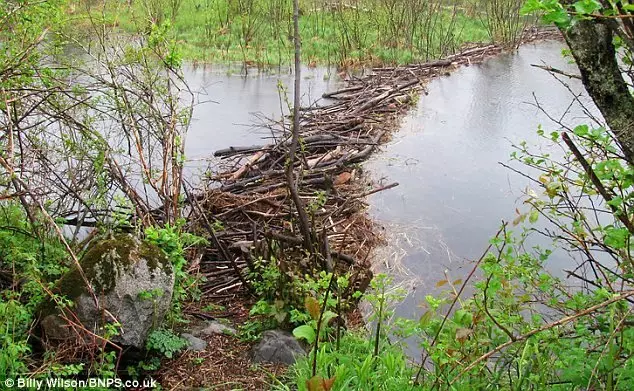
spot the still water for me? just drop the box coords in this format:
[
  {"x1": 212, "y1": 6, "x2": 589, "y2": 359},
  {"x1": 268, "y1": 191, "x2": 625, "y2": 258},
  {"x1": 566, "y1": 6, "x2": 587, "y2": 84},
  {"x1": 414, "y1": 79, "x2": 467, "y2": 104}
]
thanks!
[{"x1": 365, "y1": 40, "x2": 597, "y2": 320}]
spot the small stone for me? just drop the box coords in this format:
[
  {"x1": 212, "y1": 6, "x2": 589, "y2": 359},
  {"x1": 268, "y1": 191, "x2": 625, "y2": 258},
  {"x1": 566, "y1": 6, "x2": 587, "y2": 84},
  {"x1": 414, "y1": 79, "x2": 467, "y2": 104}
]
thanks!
[
  {"x1": 181, "y1": 333, "x2": 207, "y2": 352},
  {"x1": 198, "y1": 320, "x2": 237, "y2": 337},
  {"x1": 251, "y1": 330, "x2": 306, "y2": 365}
]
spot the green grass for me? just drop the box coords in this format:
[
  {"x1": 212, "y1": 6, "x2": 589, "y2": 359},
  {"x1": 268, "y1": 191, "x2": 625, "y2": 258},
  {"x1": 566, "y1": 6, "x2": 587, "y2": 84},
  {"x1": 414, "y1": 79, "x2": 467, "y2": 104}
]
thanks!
[{"x1": 73, "y1": 0, "x2": 493, "y2": 66}]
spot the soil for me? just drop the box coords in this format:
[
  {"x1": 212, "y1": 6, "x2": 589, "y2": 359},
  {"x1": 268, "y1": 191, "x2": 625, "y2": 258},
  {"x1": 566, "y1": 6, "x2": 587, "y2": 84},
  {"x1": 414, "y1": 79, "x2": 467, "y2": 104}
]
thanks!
[{"x1": 152, "y1": 294, "x2": 287, "y2": 390}]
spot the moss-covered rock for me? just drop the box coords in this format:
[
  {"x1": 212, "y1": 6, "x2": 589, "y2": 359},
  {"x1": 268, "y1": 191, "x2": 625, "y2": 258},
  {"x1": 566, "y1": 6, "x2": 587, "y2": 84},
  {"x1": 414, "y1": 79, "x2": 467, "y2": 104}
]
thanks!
[{"x1": 39, "y1": 234, "x2": 175, "y2": 348}]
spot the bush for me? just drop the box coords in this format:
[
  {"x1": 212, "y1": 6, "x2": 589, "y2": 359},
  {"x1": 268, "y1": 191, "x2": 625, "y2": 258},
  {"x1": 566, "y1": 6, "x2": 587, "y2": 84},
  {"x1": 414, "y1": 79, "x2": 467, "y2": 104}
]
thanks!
[{"x1": 0, "y1": 203, "x2": 68, "y2": 380}]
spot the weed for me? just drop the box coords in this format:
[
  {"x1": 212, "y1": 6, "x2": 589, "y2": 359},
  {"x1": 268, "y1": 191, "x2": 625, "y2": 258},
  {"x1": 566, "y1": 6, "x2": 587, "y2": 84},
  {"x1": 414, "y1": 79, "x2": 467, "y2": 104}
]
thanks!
[
  {"x1": 145, "y1": 220, "x2": 207, "y2": 323},
  {"x1": 145, "y1": 329, "x2": 188, "y2": 359}
]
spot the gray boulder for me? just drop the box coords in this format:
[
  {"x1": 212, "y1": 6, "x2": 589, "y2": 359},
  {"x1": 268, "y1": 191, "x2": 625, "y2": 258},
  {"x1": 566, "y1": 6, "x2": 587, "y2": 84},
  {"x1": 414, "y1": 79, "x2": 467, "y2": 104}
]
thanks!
[
  {"x1": 251, "y1": 330, "x2": 306, "y2": 365},
  {"x1": 39, "y1": 234, "x2": 174, "y2": 349}
]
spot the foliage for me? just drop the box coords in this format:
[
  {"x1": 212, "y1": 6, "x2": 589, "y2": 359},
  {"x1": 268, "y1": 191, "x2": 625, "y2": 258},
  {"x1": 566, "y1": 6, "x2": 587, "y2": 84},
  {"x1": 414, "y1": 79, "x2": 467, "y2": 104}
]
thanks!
[
  {"x1": 2, "y1": 0, "x2": 197, "y2": 381},
  {"x1": 282, "y1": 227, "x2": 634, "y2": 390},
  {"x1": 280, "y1": 331, "x2": 415, "y2": 391},
  {"x1": 245, "y1": 254, "x2": 351, "y2": 333},
  {"x1": 292, "y1": 296, "x2": 338, "y2": 345},
  {"x1": 145, "y1": 221, "x2": 207, "y2": 323},
  {"x1": 279, "y1": 275, "x2": 413, "y2": 391},
  {"x1": 0, "y1": 296, "x2": 32, "y2": 380},
  {"x1": 145, "y1": 328, "x2": 188, "y2": 358},
  {"x1": 0, "y1": 204, "x2": 68, "y2": 380},
  {"x1": 0, "y1": 0, "x2": 201, "y2": 386},
  {"x1": 238, "y1": 250, "x2": 357, "y2": 345},
  {"x1": 521, "y1": 0, "x2": 616, "y2": 28},
  {"x1": 415, "y1": 231, "x2": 634, "y2": 389}
]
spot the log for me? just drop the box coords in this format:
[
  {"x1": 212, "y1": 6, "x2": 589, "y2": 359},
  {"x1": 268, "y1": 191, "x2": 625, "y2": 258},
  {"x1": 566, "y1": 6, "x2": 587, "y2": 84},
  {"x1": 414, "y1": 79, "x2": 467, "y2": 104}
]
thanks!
[
  {"x1": 214, "y1": 145, "x2": 269, "y2": 157},
  {"x1": 231, "y1": 151, "x2": 267, "y2": 180},
  {"x1": 322, "y1": 85, "x2": 363, "y2": 98}
]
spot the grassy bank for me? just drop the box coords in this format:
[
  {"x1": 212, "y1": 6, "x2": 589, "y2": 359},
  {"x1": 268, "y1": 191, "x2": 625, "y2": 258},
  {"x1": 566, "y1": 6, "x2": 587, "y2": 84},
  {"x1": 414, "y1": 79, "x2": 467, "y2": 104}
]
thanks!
[{"x1": 75, "y1": 0, "x2": 498, "y2": 66}]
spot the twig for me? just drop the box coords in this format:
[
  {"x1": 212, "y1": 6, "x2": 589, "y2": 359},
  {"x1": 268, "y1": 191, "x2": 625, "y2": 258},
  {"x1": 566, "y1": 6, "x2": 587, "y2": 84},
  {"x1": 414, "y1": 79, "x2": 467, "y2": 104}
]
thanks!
[
  {"x1": 531, "y1": 64, "x2": 581, "y2": 80},
  {"x1": 562, "y1": 132, "x2": 634, "y2": 235}
]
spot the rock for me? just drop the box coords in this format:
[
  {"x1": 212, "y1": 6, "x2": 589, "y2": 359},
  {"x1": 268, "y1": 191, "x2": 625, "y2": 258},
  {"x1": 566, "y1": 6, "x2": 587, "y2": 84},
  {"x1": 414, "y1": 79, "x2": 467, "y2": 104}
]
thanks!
[
  {"x1": 197, "y1": 320, "x2": 237, "y2": 337},
  {"x1": 251, "y1": 330, "x2": 306, "y2": 365},
  {"x1": 181, "y1": 333, "x2": 207, "y2": 352},
  {"x1": 39, "y1": 234, "x2": 175, "y2": 349}
]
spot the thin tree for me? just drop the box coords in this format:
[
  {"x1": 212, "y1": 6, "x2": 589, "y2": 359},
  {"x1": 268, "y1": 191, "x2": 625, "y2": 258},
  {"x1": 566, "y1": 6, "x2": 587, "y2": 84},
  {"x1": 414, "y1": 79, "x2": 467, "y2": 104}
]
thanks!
[{"x1": 286, "y1": 0, "x2": 314, "y2": 253}]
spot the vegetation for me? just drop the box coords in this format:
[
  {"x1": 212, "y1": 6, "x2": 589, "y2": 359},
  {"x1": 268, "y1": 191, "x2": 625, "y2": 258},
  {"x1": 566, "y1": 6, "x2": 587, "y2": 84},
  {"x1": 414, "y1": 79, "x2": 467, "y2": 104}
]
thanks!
[
  {"x1": 73, "y1": 0, "x2": 524, "y2": 65},
  {"x1": 145, "y1": 329, "x2": 188, "y2": 359},
  {"x1": 0, "y1": 0, "x2": 200, "y2": 382},
  {"x1": 2, "y1": 0, "x2": 634, "y2": 389}
]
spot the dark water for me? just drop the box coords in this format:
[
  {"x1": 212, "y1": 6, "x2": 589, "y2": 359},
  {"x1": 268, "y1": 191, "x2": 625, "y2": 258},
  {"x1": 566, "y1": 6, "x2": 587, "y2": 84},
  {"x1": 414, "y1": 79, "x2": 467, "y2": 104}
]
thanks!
[{"x1": 365, "y1": 40, "x2": 597, "y2": 320}]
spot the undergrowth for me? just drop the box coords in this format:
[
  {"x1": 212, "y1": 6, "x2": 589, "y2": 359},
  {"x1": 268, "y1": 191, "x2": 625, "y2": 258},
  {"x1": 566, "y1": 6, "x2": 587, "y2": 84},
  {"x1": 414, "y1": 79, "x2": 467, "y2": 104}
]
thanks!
[{"x1": 0, "y1": 203, "x2": 69, "y2": 380}]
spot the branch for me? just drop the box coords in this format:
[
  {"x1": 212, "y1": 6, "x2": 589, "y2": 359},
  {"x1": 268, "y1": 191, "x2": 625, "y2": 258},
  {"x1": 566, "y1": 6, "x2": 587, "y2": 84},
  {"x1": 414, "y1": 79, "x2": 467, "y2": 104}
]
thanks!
[
  {"x1": 562, "y1": 132, "x2": 634, "y2": 235},
  {"x1": 414, "y1": 223, "x2": 507, "y2": 384},
  {"x1": 286, "y1": 0, "x2": 314, "y2": 253},
  {"x1": 531, "y1": 64, "x2": 581, "y2": 80}
]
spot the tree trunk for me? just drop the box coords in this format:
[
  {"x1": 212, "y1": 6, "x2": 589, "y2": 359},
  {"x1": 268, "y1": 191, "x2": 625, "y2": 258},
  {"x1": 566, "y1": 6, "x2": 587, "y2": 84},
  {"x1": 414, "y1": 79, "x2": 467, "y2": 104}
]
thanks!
[{"x1": 560, "y1": 19, "x2": 634, "y2": 163}]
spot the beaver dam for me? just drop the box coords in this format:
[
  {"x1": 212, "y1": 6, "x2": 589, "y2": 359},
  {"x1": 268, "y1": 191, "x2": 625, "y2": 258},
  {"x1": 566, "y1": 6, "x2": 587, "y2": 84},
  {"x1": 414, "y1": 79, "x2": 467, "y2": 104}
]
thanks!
[{"x1": 188, "y1": 29, "x2": 561, "y2": 300}]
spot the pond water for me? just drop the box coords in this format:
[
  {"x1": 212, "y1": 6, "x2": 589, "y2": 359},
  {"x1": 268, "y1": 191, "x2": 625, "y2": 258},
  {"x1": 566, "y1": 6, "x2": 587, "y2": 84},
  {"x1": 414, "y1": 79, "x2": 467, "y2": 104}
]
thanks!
[{"x1": 364, "y1": 40, "x2": 598, "y2": 321}]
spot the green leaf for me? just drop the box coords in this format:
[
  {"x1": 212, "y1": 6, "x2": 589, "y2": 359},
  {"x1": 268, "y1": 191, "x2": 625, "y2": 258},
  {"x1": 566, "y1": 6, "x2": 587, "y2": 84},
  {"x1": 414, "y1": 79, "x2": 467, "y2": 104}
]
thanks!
[
  {"x1": 321, "y1": 310, "x2": 338, "y2": 326},
  {"x1": 293, "y1": 324, "x2": 316, "y2": 344},
  {"x1": 488, "y1": 277, "x2": 502, "y2": 294},
  {"x1": 573, "y1": 0, "x2": 602, "y2": 15},
  {"x1": 604, "y1": 227, "x2": 630, "y2": 249},
  {"x1": 520, "y1": 0, "x2": 545, "y2": 14},
  {"x1": 573, "y1": 124, "x2": 589, "y2": 137},
  {"x1": 607, "y1": 197, "x2": 623, "y2": 208},
  {"x1": 529, "y1": 209, "x2": 539, "y2": 224},
  {"x1": 454, "y1": 309, "x2": 473, "y2": 326},
  {"x1": 419, "y1": 311, "x2": 432, "y2": 327},
  {"x1": 543, "y1": 9, "x2": 572, "y2": 27}
]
